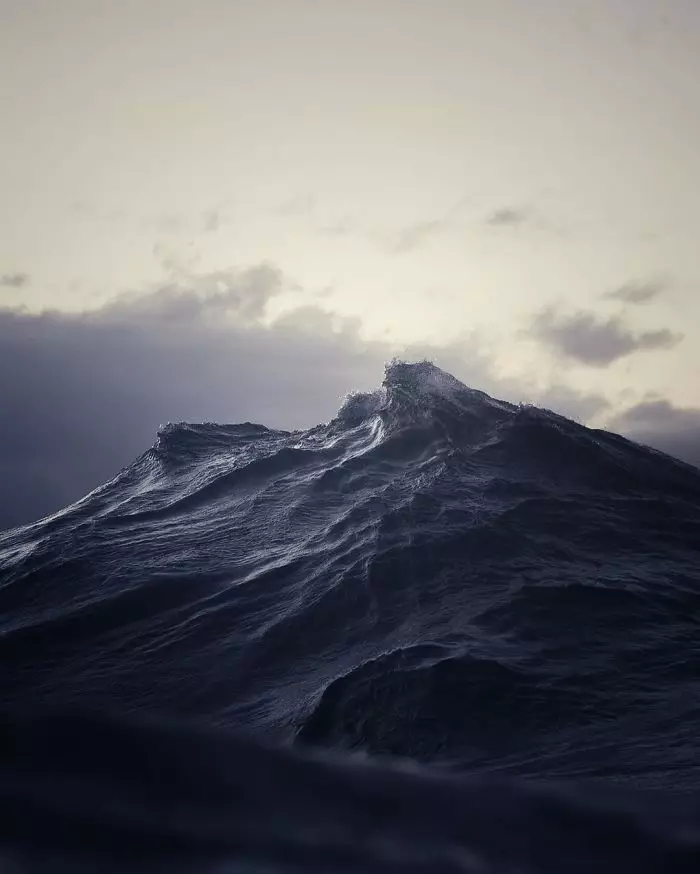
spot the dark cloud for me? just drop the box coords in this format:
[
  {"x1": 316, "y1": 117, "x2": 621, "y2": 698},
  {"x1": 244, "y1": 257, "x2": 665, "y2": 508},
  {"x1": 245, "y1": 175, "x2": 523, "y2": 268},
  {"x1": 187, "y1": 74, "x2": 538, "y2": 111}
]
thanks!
[
  {"x1": 0, "y1": 273, "x2": 29, "y2": 288},
  {"x1": 607, "y1": 400, "x2": 700, "y2": 468},
  {"x1": 531, "y1": 307, "x2": 683, "y2": 366},
  {"x1": 603, "y1": 278, "x2": 667, "y2": 305},
  {"x1": 486, "y1": 207, "x2": 529, "y2": 227}
]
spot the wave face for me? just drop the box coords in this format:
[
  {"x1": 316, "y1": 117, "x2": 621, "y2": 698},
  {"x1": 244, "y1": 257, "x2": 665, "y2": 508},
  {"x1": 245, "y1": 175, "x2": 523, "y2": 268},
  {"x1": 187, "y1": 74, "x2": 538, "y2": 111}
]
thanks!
[{"x1": 1, "y1": 360, "x2": 700, "y2": 870}]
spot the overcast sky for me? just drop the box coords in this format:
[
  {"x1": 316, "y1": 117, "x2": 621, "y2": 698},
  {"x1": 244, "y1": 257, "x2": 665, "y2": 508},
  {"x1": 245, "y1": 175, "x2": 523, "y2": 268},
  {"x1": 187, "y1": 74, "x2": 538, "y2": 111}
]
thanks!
[{"x1": 1, "y1": 0, "x2": 699, "y2": 529}]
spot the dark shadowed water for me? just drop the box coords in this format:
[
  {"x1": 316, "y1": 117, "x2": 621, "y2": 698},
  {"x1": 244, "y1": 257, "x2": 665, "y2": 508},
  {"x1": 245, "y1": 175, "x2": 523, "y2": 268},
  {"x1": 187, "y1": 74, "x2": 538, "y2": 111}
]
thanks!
[{"x1": 1, "y1": 361, "x2": 699, "y2": 871}]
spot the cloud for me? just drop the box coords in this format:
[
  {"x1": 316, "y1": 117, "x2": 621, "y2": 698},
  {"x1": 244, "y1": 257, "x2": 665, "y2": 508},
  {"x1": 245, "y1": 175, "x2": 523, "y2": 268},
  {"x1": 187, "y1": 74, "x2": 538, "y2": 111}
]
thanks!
[
  {"x1": 0, "y1": 273, "x2": 29, "y2": 288},
  {"x1": 607, "y1": 400, "x2": 700, "y2": 468},
  {"x1": 603, "y1": 278, "x2": 667, "y2": 305},
  {"x1": 486, "y1": 207, "x2": 529, "y2": 227},
  {"x1": 530, "y1": 307, "x2": 683, "y2": 366}
]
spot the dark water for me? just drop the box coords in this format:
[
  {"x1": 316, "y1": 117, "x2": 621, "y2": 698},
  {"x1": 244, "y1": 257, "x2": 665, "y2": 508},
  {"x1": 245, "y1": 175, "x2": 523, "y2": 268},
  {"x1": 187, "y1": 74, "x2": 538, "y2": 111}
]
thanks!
[{"x1": 1, "y1": 360, "x2": 700, "y2": 871}]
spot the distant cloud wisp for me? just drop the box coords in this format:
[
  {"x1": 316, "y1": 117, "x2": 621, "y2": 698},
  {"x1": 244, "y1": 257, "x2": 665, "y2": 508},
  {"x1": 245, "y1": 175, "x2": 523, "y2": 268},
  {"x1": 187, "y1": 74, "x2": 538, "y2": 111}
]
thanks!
[
  {"x1": 603, "y1": 278, "x2": 667, "y2": 305},
  {"x1": 0, "y1": 273, "x2": 29, "y2": 288},
  {"x1": 486, "y1": 207, "x2": 529, "y2": 227},
  {"x1": 390, "y1": 220, "x2": 447, "y2": 253}
]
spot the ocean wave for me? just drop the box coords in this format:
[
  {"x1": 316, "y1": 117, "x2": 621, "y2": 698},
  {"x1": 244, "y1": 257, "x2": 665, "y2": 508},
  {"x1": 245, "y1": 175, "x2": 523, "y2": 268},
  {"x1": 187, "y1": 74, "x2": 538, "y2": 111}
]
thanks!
[{"x1": 1, "y1": 361, "x2": 700, "y2": 869}]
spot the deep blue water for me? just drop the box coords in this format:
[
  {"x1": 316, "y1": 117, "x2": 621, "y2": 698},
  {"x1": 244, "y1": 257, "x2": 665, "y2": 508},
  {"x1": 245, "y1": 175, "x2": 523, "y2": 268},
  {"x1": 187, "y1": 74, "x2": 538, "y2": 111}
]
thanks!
[{"x1": 1, "y1": 360, "x2": 700, "y2": 871}]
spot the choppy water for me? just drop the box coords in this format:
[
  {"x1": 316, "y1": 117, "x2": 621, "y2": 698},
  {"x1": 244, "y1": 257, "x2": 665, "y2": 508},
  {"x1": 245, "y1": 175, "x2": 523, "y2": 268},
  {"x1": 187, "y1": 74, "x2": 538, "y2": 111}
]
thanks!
[{"x1": 1, "y1": 360, "x2": 700, "y2": 871}]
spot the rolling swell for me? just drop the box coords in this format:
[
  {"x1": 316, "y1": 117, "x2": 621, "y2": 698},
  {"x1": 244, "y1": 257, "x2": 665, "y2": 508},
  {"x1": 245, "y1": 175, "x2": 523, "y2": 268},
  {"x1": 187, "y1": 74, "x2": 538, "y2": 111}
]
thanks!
[{"x1": 1, "y1": 360, "x2": 700, "y2": 870}]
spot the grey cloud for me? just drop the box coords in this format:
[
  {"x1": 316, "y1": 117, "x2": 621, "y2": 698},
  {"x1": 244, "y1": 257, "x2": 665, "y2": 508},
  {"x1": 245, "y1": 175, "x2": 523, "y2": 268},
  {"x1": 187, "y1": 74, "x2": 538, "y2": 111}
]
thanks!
[
  {"x1": 486, "y1": 207, "x2": 529, "y2": 227},
  {"x1": 0, "y1": 273, "x2": 29, "y2": 288},
  {"x1": 603, "y1": 278, "x2": 667, "y2": 305},
  {"x1": 607, "y1": 400, "x2": 700, "y2": 468},
  {"x1": 531, "y1": 307, "x2": 683, "y2": 366}
]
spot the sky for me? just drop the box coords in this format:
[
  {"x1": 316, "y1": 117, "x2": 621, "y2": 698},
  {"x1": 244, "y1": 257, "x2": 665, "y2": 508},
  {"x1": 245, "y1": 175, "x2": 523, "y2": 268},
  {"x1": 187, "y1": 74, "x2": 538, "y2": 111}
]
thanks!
[{"x1": 1, "y1": 0, "x2": 699, "y2": 528}]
